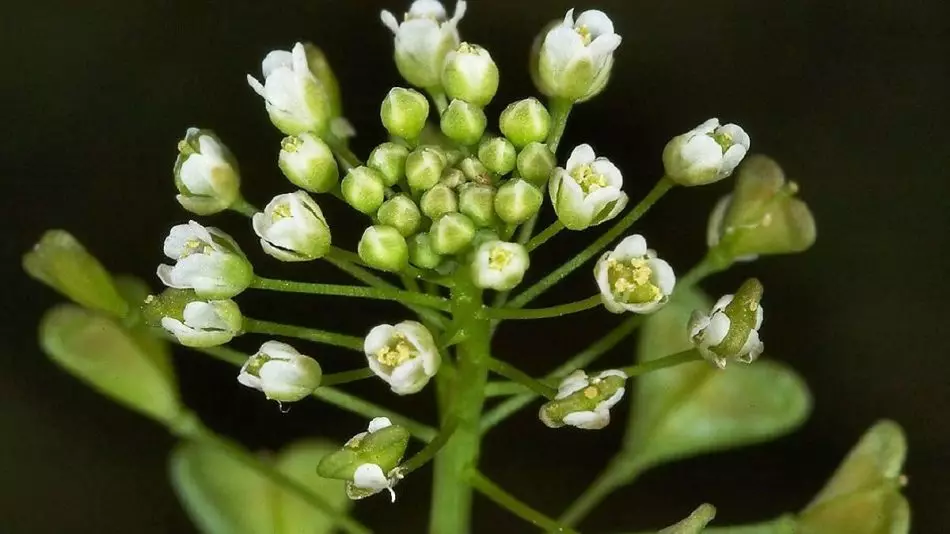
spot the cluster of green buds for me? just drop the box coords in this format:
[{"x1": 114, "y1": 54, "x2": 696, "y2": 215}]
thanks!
[{"x1": 317, "y1": 417, "x2": 410, "y2": 501}]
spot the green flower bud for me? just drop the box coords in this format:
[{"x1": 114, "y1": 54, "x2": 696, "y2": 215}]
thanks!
[
  {"x1": 420, "y1": 183, "x2": 459, "y2": 220},
  {"x1": 143, "y1": 289, "x2": 243, "y2": 348},
  {"x1": 440, "y1": 168, "x2": 467, "y2": 188},
  {"x1": 458, "y1": 183, "x2": 497, "y2": 228},
  {"x1": 517, "y1": 142, "x2": 557, "y2": 186},
  {"x1": 440, "y1": 99, "x2": 487, "y2": 146},
  {"x1": 459, "y1": 156, "x2": 493, "y2": 185},
  {"x1": 539, "y1": 370, "x2": 627, "y2": 430},
  {"x1": 24, "y1": 230, "x2": 128, "y2": 317},
  {"x1": 358, "y1": 225, "x2": 409, "y2": 273},
  {"x1": 494, "y1": 179, "x2": 543, "y2": 224},
  {"x1": 430, "y1": 213, "x2": 476, "y2": 255},
  {"x1": 376, "y1": 194, "x2": 422, "y2": 237},
  {"x1": 408, "y1": 233, "x2": 443, "y2": 270},
  {"x1": 317, "y1": 417, "x2": 410, "y2": 501},
  {"x1": 174, "y1": 128, "x2": 241, "y2": 215},
  {"x1": 380, "y1": 87, "x2": 429, "y2": 140},
  {"x1": 405, "y1": 146, "x2": 447, "y2": 193},
  {"x1": 477, "y1": 137, "x2": 517, "y2": 175},
  {"x1": 41, "y1": 304, "x2": 182, "y2": 424},
  {"x1": 278, "y1": 132, "x2": 339, "y2": 193},
  {"x1": 470, "y1": 228, "x2": 501, "y2": 253},
  {"x1": 499, "y1": 98, "x2": 551, "y2": 148},
  {"x1": 367, "y1": 142, "x2": 410, "y2": 187},
  {"x1": 341, "y1": 166, "x2": 386, "y2": 215},
  {"x1": 441, "y1": 42, "x2": 499, "y2": 107}
]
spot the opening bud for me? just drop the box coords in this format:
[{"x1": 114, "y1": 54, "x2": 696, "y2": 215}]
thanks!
[
  {"x1": 441, "y1": 42, "x2": 499, "y2": 107},
  {"x1": 494, "y1": 179, "x2": 543, "y2": 224},
  {"x1": 253, "y1": 191, "x2": 332, "y2": 261},
  {"x1": 477, "y1": 137, "x2": 517, "y2": 175},
  {"x1": 377, "y1": 194, "x2": 422, "y2": 237},
  {"x1": 550, "y1": 144, "x2": 628, "y2": 230},
  {"x1": 440, "y1": 99, "x2": 487, "y2": 146},
  {"x1": 500, "y1": 98, "x2": 552, "y2": 148},
  {"x1": 471, "y1": 240, "x2": 529, "y2": 290},
  {"x1": 278, "y1": 132, "x2": 339, "y2": 193},
  {"x1": 689, "y1": 279, "x2": 765, "y2": 368},
  {"x1": 380, "y1": 87, "x2": 430, "y2": 140},
  {"x1": 406, "y1": 146, "x2": 447, "y2": 193},
  {"x1": 368, "y1": 142, "x2": 410, "y2": 187},
  {"x1": 174, "y1": 128, "x2": 241, "y2": 215},
  {"x1": 663, "y1": 118, "x2": 751, "y2": 186},
  {"x1": 358, "y1": 225, "x2": 409, "y2": 273},
  {"x1": 157, "y1": 221, "x2": 253, "y2": 300},
  {"x1": 364, "y1": 320, "x2": 441, "y2": 395},
  {"x1": 429, "y1": 212, "x2": 476, "y2": 255},
  {"x1": 237, "y1": 341, "x2": 322, "y2": 403},
  {"x1": 341, "y1": 166, "x2": 386, "y2": 215},
  {"x1": 539, "y1": 370, "x2": 627, "y2": 430},
  {"x1": 458, "y1": 183, "x2": 497, "y2": 228},
  {"x1": 247, "y1": 43, "x2": 331, "y2": 136},
  {"x1": 381, "y1": 1, "x2": 467, "y2": 89},
  {"x1": 420, "y1": 183, "x2": 459, "y2": 220},
  {"x1": 532, "y1": 10, "x2": 622, "y2": 102},
  {"x1": 516, "y1": 142, "x2": 557, "y2": 187}
]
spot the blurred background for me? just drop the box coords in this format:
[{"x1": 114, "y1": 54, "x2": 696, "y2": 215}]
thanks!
[{"x1": 2, "y1": 0, "x2": 948, "y2": 532}]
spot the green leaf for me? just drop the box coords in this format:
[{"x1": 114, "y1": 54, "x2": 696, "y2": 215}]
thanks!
[
  {"x1": 622, "y1": 286, "x2": 812, "y2": 472},
  {"x1": 113, "y1": 275, "x2": 176, "y2": 385},
  {"x1": 657, "y1": 503, "x2": 716, "y2": 533},
  {"x1": 702, "y1": 516, "x2": 798, "y2": 534},
  {"x1": 171, "y1": 439, "x2": 352, "y2": 534}
]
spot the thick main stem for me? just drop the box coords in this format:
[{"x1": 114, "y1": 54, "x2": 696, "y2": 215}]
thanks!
[{"x1": 429, "y1": 273, "x2": 490, "y2": 534}]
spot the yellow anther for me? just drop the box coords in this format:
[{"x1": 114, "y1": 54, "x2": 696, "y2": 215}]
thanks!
[
  {"x1": 710, "y1": 131, "x2": 734, "y2": 151},
  {"x1": 575, "y1": 25, "x2": 593, "y2": 45},
  {"x1": 183, "y1": 239, "x2": 213, "y2": 256},
  {"x1": 281, "y1": 136, "x2": 301, "y2": 153},
  {"x1": 607, "y1": 257, "x2": 662, "y2": 304},
  {"x1": 488, "y1": 247, "x2": 511, "y2": 270},
  {"x1": 271, "y1": 203, "x2": 292, "y2": 221},
  {"x1": 571, "y1": 165, "x2": 608, "y2": 195},
  {"x1": 582, "y1": 386, "x2": 599, "y2": 399},
  {"x1": 376, "y1": 336, "x2": 416, "y2": 367}
]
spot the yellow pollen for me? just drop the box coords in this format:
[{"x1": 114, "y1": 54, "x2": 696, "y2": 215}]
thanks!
[
  {"x1": 748, "y1": 301, "x2": 759, "y2": 312},
  {"x1": 183, "y1": 239, "x2": 213, "y2": 256},
  {"x1": 711, "y1": 131, "x2": 734, "y2": 151},
  {"x1": 582, "y1": 386, "x2": 598, "y2": 399},
  {"x1": 575, "y1": 25, "x2": 593, "y2": 45},
  {"x1": 571, "y1": 165, "x2": 608, "y2": 195},
  {"x1": 376, "y1": 336, "x2": 416, "y2": 367},
  {"x1": 281, "y1": 136, "x2": 301, "y2": 153},
  {"x1": 607, "y1": 258, "x2": 662, "y2": 304},
  {"x1": 271, "y1": 203, "x2": 292, "y2": 221},
  {"x1": 488, "y1": 248, "x2": 511, "y2": 271}
]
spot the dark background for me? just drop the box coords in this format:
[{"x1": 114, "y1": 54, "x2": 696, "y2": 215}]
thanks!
[{"x1": 2, "y1": 0, "x2": 948, "y2": 532}]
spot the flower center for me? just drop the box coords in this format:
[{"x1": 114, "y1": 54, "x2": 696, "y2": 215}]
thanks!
[
  {"x1": 457, "y1": 42, "x2": 478, "y2": 55},
  {"x1": 710, "y1": 131, "x2": 734, "y2": 151},
  {"x1": 376, "y1": 335, "x2": 416, "y2": 367},
  {"x1": 570, "y1": 164, "x2": 608, "y2": 195},
  {"x1": 271, "y1": 203, "x2": 292, "y2": 221},
  {"x1": 281, "y1": 135, "x2": 302, "y2": 153},
  {"x1": 488, "y1": 247, "x2": 511, "y2": 271},
  {"x1": 575, "y1": 25, "x2": 593, "y2": 46},
  {"x1": 607, "y1": 258, "x2": 662, "y2": 304},
  {"x1": 182, "y1": 238, "x2": 214, "y2": 257}
]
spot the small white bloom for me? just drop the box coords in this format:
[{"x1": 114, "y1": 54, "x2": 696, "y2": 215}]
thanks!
[
  {"x1": 536, "y1": 9, "x2": 622, "y2": 101},
  {"x1": 663, "y1": 118, "x2": 751, "y2": 186},
  {"x1": 364, "y1": 321, "x2": 440, "y2": 395},
  {"x1": 342, "y1": 418, "x2": 403, "y2": 502},
  {"x1": 156, "y1": 221, "x2": 253, "y2": 299},
  {"x1": 471, "y1": 240, "x2": 529, "y2": 291},
  {"x1": 549, "y1": 144, "x2": 629, "y2": 230},
  {"x1": 689, "y1": 294, "x2": 765, "y2": 368},
  {"x1": 247, "y1": 43, "x2": 331, "y2": 136},
  {"x1": 539, "y1": 369, "x2": 627, "y2": 430},
  {"x1": 594, "y1": 234, "x2": 675, "y2": 314},
  {"x1": 252, "y1": 191, "x2": 332, "y2": 262},
  {"x1": 237, "y1": 341, "x2": 322, "y2": 402},
  {"x1": 160, "y1": 299, "x2": 242, "y2": 347},
  {"x1": 380, "y1": 1, "x2": 468, "y2": 88},
  {"x1": 174, "y1": 128, "x2": 240, "y2": 215}
]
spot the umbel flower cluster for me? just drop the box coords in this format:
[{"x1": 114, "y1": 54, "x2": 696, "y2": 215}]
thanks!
[{"x1": 26, "y1": 2, "x2": 910, "y2": 533}]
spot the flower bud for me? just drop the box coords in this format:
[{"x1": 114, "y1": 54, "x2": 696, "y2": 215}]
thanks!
[
  {"x1": 317, "y1": 417, "x2": 410, "y2": 501},
  {"x1": 238, "y1": 341, "x2": 322, "y2": 403},
  {"x1": 157, "y1": 221, "x2": 253, "y2": 299},
  {"x1": 439, "y1": 167, "x2": 467, "y2": 188},
  {"x1": 663, "y1": 118, "x2": 751, "y2": 186},
  {"x1": 477, "y1": 137, "x2": 517, "y2": 175},
  {"x1": 377, "y1": 194, "x2": 422, "y2": 237},
  {"x1": 364, "y1": 321, "x2": 440, "y2": 395},
  {"x1": 301, "y1": 43, "x2": 343, "y2": 120},
  {"x1": 405, "y1": 146, "x2": 447, "y2": 192},
  {"x1": 517, "y1": 142, "x2": 557, "y2": 186},
  {"x1": 459, "y1": 156, "x2": 493, "y2": 185},
  {"x1": 278, "y1": 132, "x2": 339, "y2": 193},
  {"x1": 253, "y1": 191, "x2": 331, "y2": 261},
  {"x1": 408, "y1": 233, "x2": 443, "y2": 270},
  {"x1": 380, "y1": 87, "x2": 430, "y2": 140},
  {"x1": 24, "y1": 230, "x2": 128, "y2": 317},
  {"x1": 499, "y1": 98, "x2": 551, "y2": 148},
  {"x1": 368, "y1": 142, "x2": 410, "y2": 187},
  {"x1": 441, "y1": 42, "x2": 499, "y2": 106},
  {"x1": 689, "y1": 279, "x2": 765, "y2": 369},
  {"x1": 420, "y1": 183, "x2": 459, "y2": 220},
  {"x1": 174, "y1": 128, "x2": 241, "y2": 215},
  {"x1": 358, "y1": 225, "x2": 409, "y2": 273},
  {"x1": 471, "y1": 240, "x2": 529, "y2": 291},
  {"x1": 539, "y1": 370, "x2": 626, "y2": 430},
  {"x1": 533, "y1": 10, "x2": 621, "y2": 102},
  {"x1": 594, "y1": 234, "x2": 675, "y2": 314},
  {"x1": 469, "y1": 228, "x2": 501, "y2": 252},
  {"x1": 494, "y1": 179, "x2": 543, "y2": 224},
  {"x1": 440, "y1": 99, "x2": 487, "y2": 146},
  {"x1": 341, "y1": 166, "x2": 386, "y2": 215},
  {"x1": 247, "y1": 43, "x2": 331, "y2": 136},
  {"x1": 458, "y1": 183, "x2": 497, "y2": 228},
  {"x1": 549, "y1": 144, "x2": 628, "y2": 230},
  {"x1": 380, "y1": 1, "x2": 468, "y2": 88},
  {"x1": 707, "y1": 155, "x2": 816, "y2": 261},
  {"x1": 430, "y1": 212, "x2": 476, "y2": 255},
  {"x1": 144, "y1": 289, "x2": 243, "y2": 348}
]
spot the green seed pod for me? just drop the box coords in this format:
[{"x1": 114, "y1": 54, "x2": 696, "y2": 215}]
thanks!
[
  {"x1": 494, "y1": 178, "x2": 543, "y2": 224},
  {"x1": 376, "y1": 194, "x2": 422, "y2": 237},
  {"x1": 440, "y1": 99, "x2": 487, "y2": 146},
  {"x1": 341, "y1": 166, "x2": 386, "y2": 215},
  {"x1": 420, "y1": 184, "x2": 459, "y2": 220},
  {"x1": 380, "y1": 87, "x2": 429, "y2": 140},
  {"x1": 429, "y1": 213, "x2": 476, "y2": 255},
  {"x1": 477, "y1": 137, "x2": 517, "y2": 175},
  {"x1": 458, "y1": 183, "x2": 497, "y2": 228},
  {"x1": 499, "y1": 98, "x2": 551, "y2": 148},
  {"x1": 367, "y1": 142, "x2": 410, "y2": 187},
  {"x1": 358, "y1": 225, "x2": 409, "y2": 273},
  {"x1": 516, "y1": 142, "x2": 557, "y2": 187}
]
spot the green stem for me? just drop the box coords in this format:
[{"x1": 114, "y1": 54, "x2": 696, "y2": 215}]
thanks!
[
  {"x1": 397, "y1": 417, "x2": 459, "y2": 475},
  {"x1": 679, "y1": 248, "x2": 734, "y2": 289},
  {"x1": 250, "y1": 276, "x2": 451, "y2": 312},
  {"x1": 243, "y1": 318, "x2": 363, "y2": 351},
  {"x1": 546, "y1": 98, "x2": 573, "y2": 151},
  {"x1": 487, "y1": 358, "x2": 557, "y2": 399},
  {"x1": 319, "y1": 368, "x2": 375, "y2": 387},
  {"x1": 481, "y1": 294, "x2": 601, "y2": 321},
  {"x1": 525, "y1": 221, "x2": 564, "y2": 252},
  {"x1": 230, "y1": 197, "x2": 259, "y2": 216},
  {"x1": 469, "y1": 470, "x2": 579, "y2": 534},
  {"x1": 484, "y1": 381, "x2": 531, "y2": 397},
  {"x1": 326, "y1": 135, "x2": 362, "y2": 172},
  {"x1": 508, "y1": 177, "x2": 675, "y2": 309},
  {"x1": 558, "y1": 459, "x2": 642, "y2": 528},
  {"x1": 427, "y1": 87, "x2": 449, "y2": 116},
  {"x1": 617, "y1": 349, "x2": 701, "y2": 377}
]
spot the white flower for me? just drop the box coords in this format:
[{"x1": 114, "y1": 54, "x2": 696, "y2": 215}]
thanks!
[
  {"x1": 160, "y1": 298, "x2": 242, "y2": 348},
  {"x1": 343, "y1": 418, "x2": 402, "y2": 502},
  {"x1": 539, "y1": 369, "x2": 627, "y2": 430},
  {"x1": 247, "y1": 43, "x2": 331, "y2": 136},
  {"x1": 594, "y1": 234, "x2": 675, "y2": 314},
  {"x1": 364, "y1": 321, "x2": 440, "y2": 395},
  {"x1": 535, "y1": 9, "x2": 622, "y2": 101},
  {"x1": 380, "y1": 1, "x2": 468, "y2": 88},
  {"x1": 157, "y1": 221, "x2": 253, "y2": 299},
  {"x1": 237, "y1": 341, "x2": 322, "y2": 402},
  {"x1": 471, "y1": 240, "x2": 529, "y2": 291},
  {"x1": 549, "y1": 144, "x2": 628, "y2": 230},
  {"x1": 174, "y1": 128, "x2": 240, "y2": 215},
  {"x1": 663, "y1": 118, "x2": 751, "y2": 186},
  {"x1": 252, "y1": 191, "x2": 331, "y2": 262},
  {"x1": 689, "y1": 294, "x2": 765, "y2": 368}
]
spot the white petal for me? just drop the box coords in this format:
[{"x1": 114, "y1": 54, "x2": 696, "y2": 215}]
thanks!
[
  {"x1": 390, "y1": 359, "x2": 428, "y2": 395},
  {"x1": 563, "y1": 409, "x2": 610, "y2": 430},
  {"x1": 704, "y1": 312, "x2": 732, "y2": 347},
  {"x1": 565, "y1": 144, "x2": 596, "y2": 172},
  {"x1": 364, "y1": 324, "x2": 397, "y2": 355},
  {"x1": 181, "y1": 301, "x2": 227, "y2": 330},
  {"x1": 648, "y1": 258, "x2": 676, "y2": 296},
  {"x1": 367, "y1": 417, "x2": 392, "y2": 433},
  {"x1": 380, "y1": 10, "x2": 400, "y2": 34},
  {"x1": 754, "y1": 305, "x2": 765, "y2": 329},
  {"x1": 688, "y1": 310, "x2": 711, "y2": 339},
  {"x1": 261, "y1": 50, "x2": 293, "y2": 78},
  {"x1": 237, "y1": 371, "x2": 263, "y2": 391},
  {"x1": 589, "y1": 158, "x2": 623, "y2": 188},
  {"x1": 599, "y1": 387, "x2": 626, "y2": 410},
  {"x1": 259, "y1": 340, "x2": 300, "y2": 361},
  {"x1": 612, "y1": 234, "x2": 648, "y2": 259},
  {"x1": 353, "y1": 463, "x2": 390, "y2": 490},
  {"x1": 712, "y1": 294, "x2": 734, "y2": 312},
  {"x1": 693, "y1": 118, "x2": 720, "y2": 135},
  {"x1": 247, "y1": 74, "x2": 266, "y2": 97},
  {"x1": 706, "y1": 195, "x2": 732, "y2": 247},
  {"x1": 556, "y1": 370, "x2": 591, "y2": 399},
  {"x1": 409, "y1": 0, "x2": 447, "y2": 19},
  {"x1": 541, "y1": 26, "x2": 585, "y2": 76},
  {"x1": 574, "y1": 10, "x2": 615, "y2": 37},
  {"x1": 595, "y1": 369, "x2": 627, "y2": 381}
]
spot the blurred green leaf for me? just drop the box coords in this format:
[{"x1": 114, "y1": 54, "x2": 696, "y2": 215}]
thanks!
[
  {"x1": 113, "y1": 275, "x2": 176, "y2": 384},
  {"x1": 702, "y1": 516, "x2": 798, "y2": 534},
  {"x1": 170, "y1": 439, "x2": 352, "y2": 534},
  {"x1": 657, "y1": 503, "x2": 716, "y2": 533}
]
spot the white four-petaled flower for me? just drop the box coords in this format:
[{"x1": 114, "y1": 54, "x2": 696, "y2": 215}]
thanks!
[
  {"x1": 689, "y1": 294, "x2": 765, "y2": 368},
  {"x1": 381, "y1": 1, "x2": 468, "y2": 88},
  {"x1": 663, "y1": 118, "x2": 751, "y2": 186},
  {"x1": 160, "y1": 298, "x2": 242, "y2": 348},
  {"x1": 541, "y1": 369, "x2": 627, "y2": 430},
  {"x1": 471, "y1": 240, "x2": 530, "y2": 291},
  {"x1": 594, "y1": 234, "x2": 675, "y2": 314},
  {"x1": 237, "y1": 341, "x2": 322, "y2": 402},
  {"x1": 253, "y1": 191, "x2": 332, "y2": 262},
  {"x1": 549, "y1": 144, "x2": 629, "y2": 230},
  {"x1": 536, "y1": 9, "x2": 622, "y2": 101},
  {"x1": 364, "y1": 321, "x2": 440, "y2": 395},
  {"x1": 174, "y1": 128, "x2": 240, "y2": 215},
  {"x1": 157, "y1": 221, "x2": 253, "y2": 299},
  {"x1": 247, "y1": 43, "x2": 331, "y2": 136}
]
